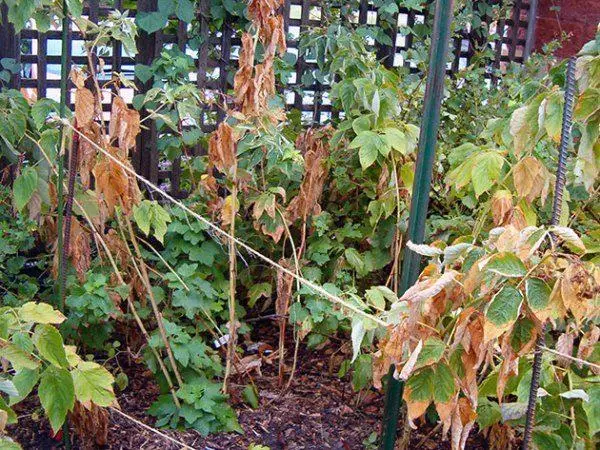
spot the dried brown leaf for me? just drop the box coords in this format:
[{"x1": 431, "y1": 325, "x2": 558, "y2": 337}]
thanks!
[{"x1": 75, "y1": 87, "x2": 96, "y2": 128}]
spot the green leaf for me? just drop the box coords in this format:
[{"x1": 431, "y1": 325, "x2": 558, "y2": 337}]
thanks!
[
  {"x1": 19, "y1": 302, "x2": 66, "y2": 324},
  {"x1": 32, "y1": 324, "x2": 69, "y2": 368},
  {"x1": 525, "y1": 277, "x2": 552, "y2": 312},
  {"x1": 13, "y1": 167, "x2": 38, "y2": 212},
  {"x1": 352, "y1": 115, "x2": 371, "y2": 134},
  {"x1": 242, "y1": 385, "x2": 259, "y2": 409},
  {"x1": 349, "y1": 131, "x2": 388, "y2": 168},
  {"x1": 9, "y1": 368, "x2": 39, "y2": 405},
  {"x1": 31, "y1": 98, "x2": 59, "y2": 130},
  {"x1": 433, "y1": 363, "x2": 456, "y2": 403},
  {"x1": 549, "y1": 226, "x2": 586, "y2": 253},
  {"x1": 405, "y1": 366, "x2": 435, "y2": 402},
  {"x1": 248, "y1": 282, "x2": 272, "y2": 308},
  {"x1": 382, "y1": 127, "x2": 407, "y2": 154},
  {"x1": 532, "y1": 431, "x2": 567, "y2": 450},
  {"x1": 485, "y1": 252, "x2": 527, "y2": 278},
  {"x1": 72, "y1": 361, "x2": 116, "y2": 407},
  {"x1": 176, "y1": 0, "x2": 195, "y2": 22},
  {"x1": 365, "y1": 287, "x2": 385, "y2": 310},
  {"x1": 510, "y1": 317, "x2": 535, "y2": 353},
  {"x1": 0, "y1": 396, "x2": 17, "y2": 425},
  {"x1": 350, "y1": 318, "x2": 366, "y2": 362},
  {"x1": 137, "y1": 11, "x2": 168, "y2": 34},
  {"x1": 574, "y1": 88, "x2": 600, "y2": 122},
  {"x1": 351, "y1": 354, "x2": 372, "y2": 392},
  {"x1": 471, "y1": 151, "x2": 504, "y2": 197},
  {"x1": 0, "y1": 343, "x2": 39, "y2": 370},
  {"x1": 415, "y1": 337, "x2": 445, "y2": 370},
  {"x1": 344, "y1": 248, "x2": 364, "y2": 272},
  {"x1": 477, "y1": 398, "x2": 501, "y2": 429},
  {"x1": 38, "y1": 366, "x2": 75, "y2": 433},
  {"x1": 133, "y1": 200, "x2": 172, "y2": 243},
  {"x1": 484, "y1": 285, "x2": 523, "y2": 343},
  {"x1": 134, "y1": 64, "x2": 154, "y2": 83},
  {"x1": 582, "y1": 385, "x2": 600, "y2": 437}
]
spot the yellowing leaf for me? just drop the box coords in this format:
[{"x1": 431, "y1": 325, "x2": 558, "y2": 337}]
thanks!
[
  {"x1": 72, "y1": 361, "x2": 116, "y2": 408},
  {"x1": 19, "y1": 302, "x2": 66, "y2": 324},
  {"x1": 471, "y1": 151, "x2": 504, "y2": 198},
  {"x1": 512, "y1": 156, "x2": 550, "y2": 204},
  {"x1": 550, "y1": 226, "x2": 586, "y2": 253}
]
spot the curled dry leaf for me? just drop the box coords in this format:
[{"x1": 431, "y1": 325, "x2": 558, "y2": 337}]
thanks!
[
  {"x1": 234, "y1": 33, "x2": 257, "y2": 115},
  {"x1": 109, "y1": 96, "x2": 141, "y2": 152},
  {"x1": 75, "y1": 87, "x2": 96, "y2": 129},
  {"x1": 93, "y1": 146, "x2": 141, "y2": 216},
  {"x1": 400, "y1": 270, "x2": 458, "y2": 303},
  {"x1": 70, "y1": 401, "x2": 109, "y2": 447},
  {"x1": 491, "y1": 190, "x2": 513, "y2": 226},
  {"x1": 70, "y1": 67, "x2": 87, "y2": 89},
  {"x1": 561, "y1": 262, "x2": 600, "y2": 322},
  {"x1": 512, "y1": 156, "x2": 551, "y2": 204},
  {"x1": 208, "y1": 122, "x2": 237, "y2": 174},
  {"x1": 220, "y1": 194, "x2": 238, "y2": 228},
  {"x1": 487, "y1": 423, "x2": 516, "y2": 450},
  {"x1": 276, "y1": 259, "x2": 294, "y2": 319},
  {"x1": 555, "y1": 331, "x2": 575, "y2": 368},
  {"x1": 287, "y1": 127, "x2": 333, "y2": 223},
  {"x1": 248, "y1": 0, "x2": 286, "y2": 54},
  {"x1": 78, "y1": 122, "x2": 102, "y2": 189},
  {"x1": 104, "y1": 228, "x2": 129, "y2": 269},
  {"x1": 52, "y1": 218, "x2": 91, "y2": 282},
  {"x1": 577, "y1": 326, "x2": 600, "y2": 373}
]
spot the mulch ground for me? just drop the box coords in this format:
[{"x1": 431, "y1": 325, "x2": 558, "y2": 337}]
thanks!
[{"x1": 9, "y1": 324, "x2": 492, "y2": 449}]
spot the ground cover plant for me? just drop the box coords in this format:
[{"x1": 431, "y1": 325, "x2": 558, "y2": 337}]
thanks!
[{"x1": 0, "y1": 0, "x2": 599, "y2": 449}]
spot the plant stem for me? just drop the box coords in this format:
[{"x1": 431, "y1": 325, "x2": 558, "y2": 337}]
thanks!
[
  {"x1": 121, "y1": 209, "x2": 184, "y2": 388},
  {"x1": 223, "y1": 165, "x2": 238, "y2": 393}
]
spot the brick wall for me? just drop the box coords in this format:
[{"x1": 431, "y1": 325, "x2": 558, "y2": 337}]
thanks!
[{"x1": 534, "y1": 0, "x2": 600, "y2": 57}]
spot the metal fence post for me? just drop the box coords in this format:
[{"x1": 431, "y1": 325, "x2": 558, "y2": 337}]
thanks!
[{"x1": 379, "y1": 1, "x2": 455, "y2": 448}]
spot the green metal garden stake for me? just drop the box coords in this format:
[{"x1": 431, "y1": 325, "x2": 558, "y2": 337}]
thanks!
[
  {"x1": 55, "y1": 1, "x2": 71, "y2": 448},
  {"x1": 379, "y1": 1, "x2": 455, "y2": 448}
]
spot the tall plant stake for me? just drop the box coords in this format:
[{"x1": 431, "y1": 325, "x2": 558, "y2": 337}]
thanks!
[
  {"x1": 54, "y1": 1, "x2": 71, "y2": 447},
  {"x1": 380, "y1": 1, "x2": 455, "y2": 448},
  {"x1": 521, "y1": 56, "x2": 577, "y2": 450}
]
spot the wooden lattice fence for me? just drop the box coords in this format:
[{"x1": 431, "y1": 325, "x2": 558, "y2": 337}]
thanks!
[{"x1": 0, "y1": 0, "x2": 537, "y2": 197}]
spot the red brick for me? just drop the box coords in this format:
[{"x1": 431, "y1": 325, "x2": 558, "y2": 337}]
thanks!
[{"x1": 534, "y1": 0, "x2": 600, "y2": 57}]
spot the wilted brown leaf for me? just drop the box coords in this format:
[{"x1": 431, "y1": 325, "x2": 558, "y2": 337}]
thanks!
[
  {"x1": 287, "y1": 127, "x2": 333, "y2": 223},
  {"x1": 52, "y1": 218, "x2": 92, "y2": 282},
  {"x1": 561, "y1": 262, "x2": 600, "y2": 322},
  {"x1": 70, "y1": 401, "x2": 109, "y2": 447},
  {"x1": 491, "y1": 190, "x2": 513, "y2": 226},
  {"x1": 75, "y1": 87, "x2": 96, "y2": 128},
  {"x1": 513, "y1": 156, "x2": 551, "y2": 204},
  {"x1": 78, "y1": 122, "x2": 102, "y2": 189},
  {"x1": 70, "y1": 67, "x2": 87, "y2": 89},
  {"x1": 109, "y1": 96, "x2": 140, "y2": 152},
  {"x1": 555, "y1": 331, "x2": 575, "y2": 368},
  {"x1": 93, "y1": 146, "x2": 141, "y2": 216},
  {"x1": 208, "y1": 122, "x2": 237, "y2": 174}
]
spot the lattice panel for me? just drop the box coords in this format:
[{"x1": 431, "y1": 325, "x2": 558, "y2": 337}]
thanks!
[{"x1": 0, "y1": 0, "x2": 536, "y2": 198}]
